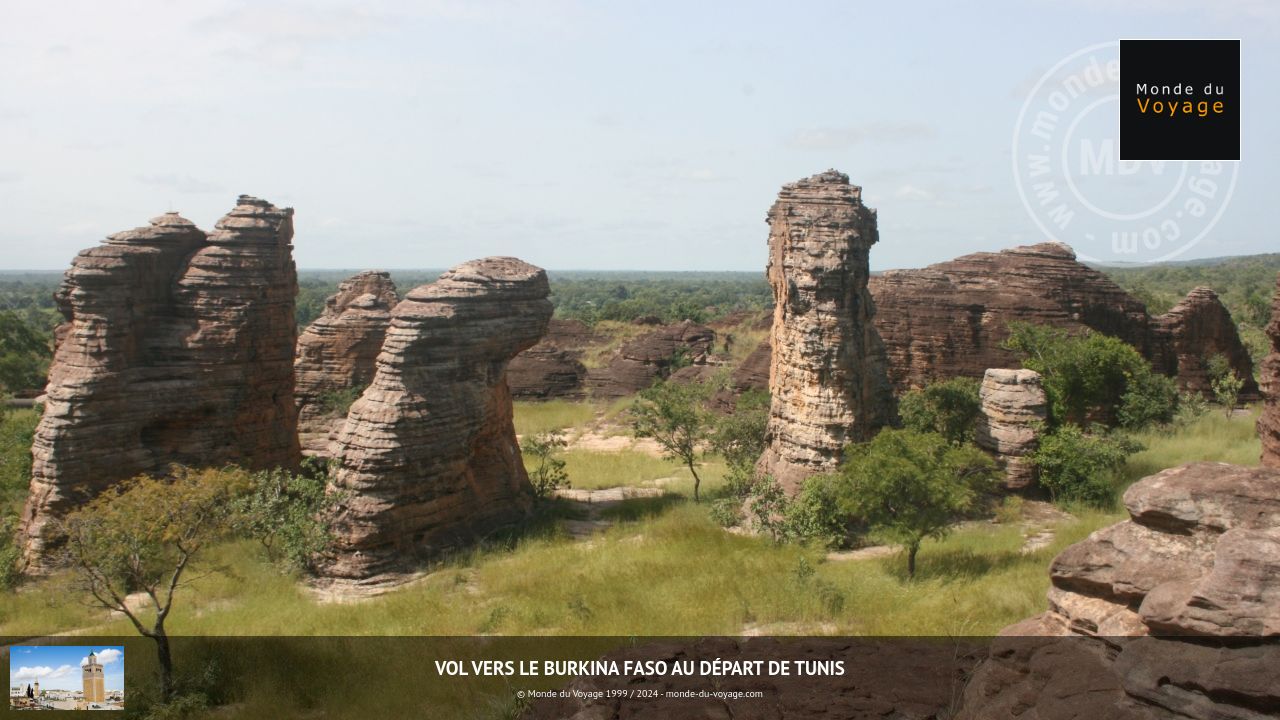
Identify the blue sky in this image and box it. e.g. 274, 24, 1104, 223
9, 646, 124, 692
1, 1, 1275, 271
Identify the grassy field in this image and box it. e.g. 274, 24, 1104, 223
0, 406, 1259, 717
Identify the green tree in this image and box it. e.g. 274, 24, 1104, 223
231, 459, 341, 573
520, 431, 570, 499
1003, 322, 1178, 429
1032, 424, 1140, 506
59, 467, 249, 702
1206, 354, 1244, 418
836, 429, 996, 578
711, 389, 769, 496
898, 377, 982, 445
631, 380, 714, 501
0, 310, 51, 394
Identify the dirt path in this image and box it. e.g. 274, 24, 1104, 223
554, 487, 665, 539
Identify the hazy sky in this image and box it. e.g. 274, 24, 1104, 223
2, 1, 1275, 271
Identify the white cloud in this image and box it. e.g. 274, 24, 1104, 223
894, 184, 936, 201
80, 648, 122, 667
13, 665, 73, 681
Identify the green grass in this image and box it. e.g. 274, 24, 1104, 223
512, 400, 600, 437
1120, 405, 1262, 486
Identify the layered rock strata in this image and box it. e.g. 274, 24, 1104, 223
755, 170, 894, 494
734, 245, 1258, 399
507, 319, 596, 400
20, 197, 300, 570
294, 271, 398, 454
584, 320, 716, 399
1259, 273, 1280, 467
1151, 286, 1259, 400
958, 461, 1280, 719
320, 257, 552, 587
975, 368, 1047, 489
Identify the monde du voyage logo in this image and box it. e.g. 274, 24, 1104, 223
1013, 40, 1240, 263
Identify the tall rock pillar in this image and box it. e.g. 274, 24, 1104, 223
755, 170, 893, 494
1259, 273, 1280, 467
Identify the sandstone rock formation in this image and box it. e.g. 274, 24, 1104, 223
319, 257, 552, 587
975, 368, 1047, 489
20, 196, 300, 570
958, 461, 1280, 719
755, 170, 894, 494
869, 242, 1150, 392
584, 320, 716, 399
1151, 286, 1259, 400
1259, 273, 1280, 467
733, 244, 1258, 400
507, 319, 595, 400
293, 271, 399, 454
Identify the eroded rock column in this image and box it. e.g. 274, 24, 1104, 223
294, 271, 399, 454
320, 257, 552, 588
975, 369, 1047, 489
20, 196, 299, 570
755, 170, 893, 494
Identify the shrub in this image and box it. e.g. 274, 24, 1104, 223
317, 386, 364, 417
1004, 323, 1178, 429
836, 429, 997, 578
708, 498, 743, 528
711, 389, 769, 497
0, 514, 21, 590
521, 431, 570, 499
898, 377, 982, 445
232, 458, 341, 573
1207, 355, 1244, 418
1032, 424, 1141, 507
782, 473, 846, 546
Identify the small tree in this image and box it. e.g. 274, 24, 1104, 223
520, 431, 570, 499
631, 380, 713, 501
837, 429, 996, 578
1206, 354, 1244, 418
898, 377, 982, 445
232, 458, 341, 573
60, 467, 248, 702
711, 389, 769, 496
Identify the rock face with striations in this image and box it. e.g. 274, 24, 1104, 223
319, 257, 552, 587
870, 242, 1154, 391
957, 461, 1280, 719
755, 171, 894, 494
1259, 273, 1280, 467
1151, 286, 1259, 400
20, 197, 300, 571
293, 271, 399, 455
507, 319, 595, 400
975, 368, 1047, 489
732, 244, 1258, 400
584, 320, 716, 400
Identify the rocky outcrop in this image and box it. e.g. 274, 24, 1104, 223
755, 170, 894, 494
584, 320, 716, 399
1152, 286, 1259, 400
20, 197, 300, 571
958, 461, 1280, 720
975, 369, 1047, 489
1260, 274, 1280, 467
294, 271, 399, 455
870, 242, 1154, 392
319, 257, 552, 588
507, 319, 596, 400
732, 245, 1258, 400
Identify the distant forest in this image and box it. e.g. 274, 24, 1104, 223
2, 254, 1278, 395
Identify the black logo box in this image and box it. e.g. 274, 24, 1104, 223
1120, 39, 1240, 161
